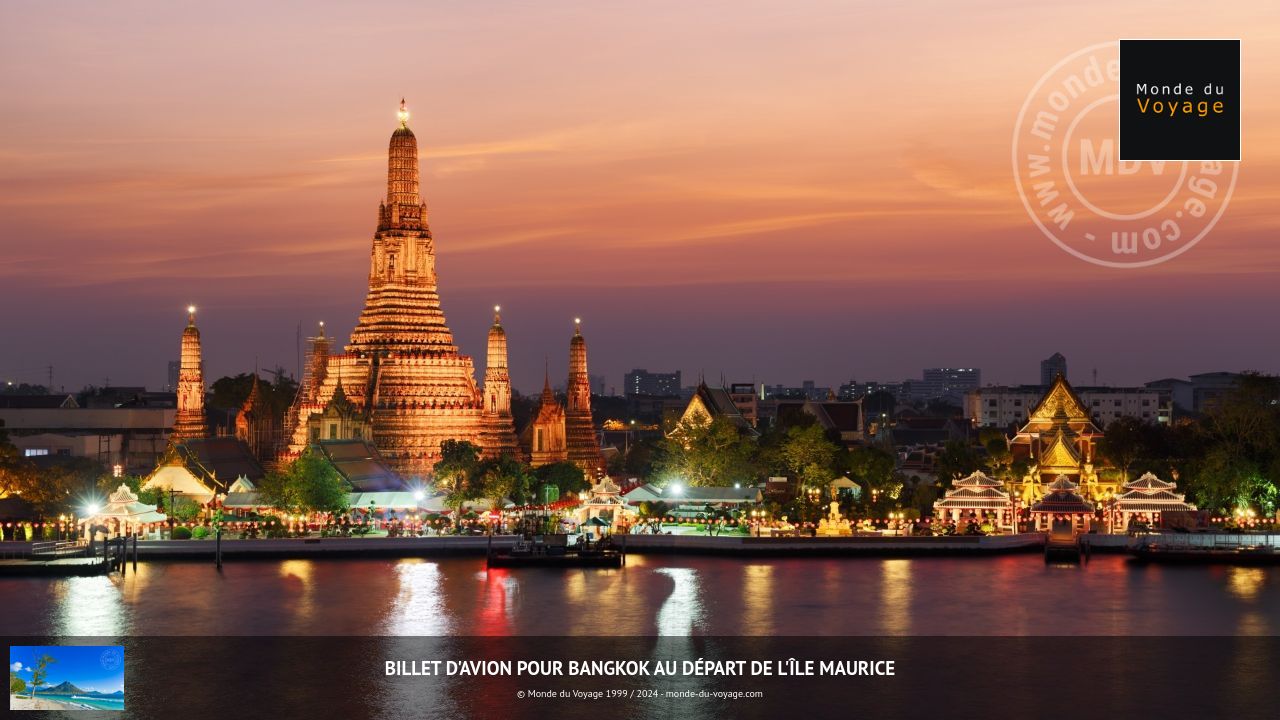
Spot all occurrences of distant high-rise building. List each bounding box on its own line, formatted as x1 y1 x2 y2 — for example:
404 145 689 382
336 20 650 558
166 360 180 393
838 380 910 402
763 381 830 401
920 368 981 403
1041 352 1067 385
589 374 608 397
624 369 681 397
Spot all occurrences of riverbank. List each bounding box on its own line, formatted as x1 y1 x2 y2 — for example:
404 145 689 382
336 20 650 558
5 533 1062 560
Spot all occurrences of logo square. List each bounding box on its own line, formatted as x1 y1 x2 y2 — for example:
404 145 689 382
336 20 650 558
1119 39 1240 161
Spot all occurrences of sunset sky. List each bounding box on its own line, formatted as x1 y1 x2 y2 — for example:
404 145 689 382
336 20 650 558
2 0 1279 394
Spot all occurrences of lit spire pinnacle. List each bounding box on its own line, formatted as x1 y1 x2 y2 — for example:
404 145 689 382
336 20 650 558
187 305 197 325
574 317 581 336
493 305 502 325
397 98 410 128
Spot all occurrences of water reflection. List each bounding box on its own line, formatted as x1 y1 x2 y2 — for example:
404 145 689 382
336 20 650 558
741 564 774 635
1226 567 1266 600
475 569 518 636
51 576 128 636
383 561 452 635
654 567 705 636
877 560 912 636
3 555 1278 638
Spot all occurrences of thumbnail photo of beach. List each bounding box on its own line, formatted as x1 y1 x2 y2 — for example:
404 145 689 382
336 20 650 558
9 645 124 711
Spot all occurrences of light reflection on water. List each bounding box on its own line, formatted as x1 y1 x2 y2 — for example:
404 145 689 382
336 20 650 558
654 567 705 636
384 561 452 636
1 555 1278 637
877 560 912 636
1227 567 1266 600
741 564 775 636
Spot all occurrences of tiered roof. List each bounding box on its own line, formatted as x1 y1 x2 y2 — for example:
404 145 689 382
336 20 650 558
1112 472 1197 513
934 471 1013 510
1030 474 1094 514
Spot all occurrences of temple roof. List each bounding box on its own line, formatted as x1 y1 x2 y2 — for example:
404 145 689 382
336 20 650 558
534 370 565 422
953 471 1003 488
314 440 404 492
1123 472 1177 491
1031 491 1094 514
1045 474 1080 492
935 471 1011 509
1028 374 1090 423
1039 424 1082 469
241 373 263 413
683 382 754 433
166 437 266 493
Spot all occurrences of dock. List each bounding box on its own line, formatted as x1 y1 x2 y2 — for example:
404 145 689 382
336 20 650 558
1129 533 1280 565
0 538 132 577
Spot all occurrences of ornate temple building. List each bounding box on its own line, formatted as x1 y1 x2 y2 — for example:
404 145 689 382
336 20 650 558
1008 373 1115 502
234 372 280 466
305 380 369 443
172 306 209 441
527 370 569 467
479 307 521 460
520 321 605 474
1107 472 1198 532
565 320 605 474
1029 474 1095 531
932 470 1016 532
283 102 517 475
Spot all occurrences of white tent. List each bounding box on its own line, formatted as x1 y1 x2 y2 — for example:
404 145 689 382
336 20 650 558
80 484 168 538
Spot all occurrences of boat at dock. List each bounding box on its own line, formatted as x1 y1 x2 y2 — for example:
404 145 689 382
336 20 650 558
1129 533 1280 565
486 534 624 568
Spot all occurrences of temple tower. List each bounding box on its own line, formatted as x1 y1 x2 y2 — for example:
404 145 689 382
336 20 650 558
564 319 604 474
172 306 209 441
480 306 520 459
529 368 568 467
285 101 485 475
235 372 279 465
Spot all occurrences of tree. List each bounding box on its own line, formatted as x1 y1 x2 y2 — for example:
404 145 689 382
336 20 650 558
291 450 349 515
846 445 898 508
434 440 484 521
779 423 840 489
1099 416 1146 484
933 440 982 489
1184 373 1280 515
534 461 588 498
258 449 349 515
979 428 1014 480
10 671 25 694
210 369 298 417
477 455 533 508
847 445 894 485
657 410 756 487
30 653 54 699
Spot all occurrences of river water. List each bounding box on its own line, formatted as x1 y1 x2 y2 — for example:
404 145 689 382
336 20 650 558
2 554 1277 636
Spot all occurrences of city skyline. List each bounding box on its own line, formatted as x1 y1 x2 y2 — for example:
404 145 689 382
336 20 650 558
3 1 1280 393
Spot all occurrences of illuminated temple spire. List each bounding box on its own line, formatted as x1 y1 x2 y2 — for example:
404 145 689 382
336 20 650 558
480 306 520 459
385 98 421 213
285 100 487 475
172 305 208 441
564 318 604 474
350 98 454 352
